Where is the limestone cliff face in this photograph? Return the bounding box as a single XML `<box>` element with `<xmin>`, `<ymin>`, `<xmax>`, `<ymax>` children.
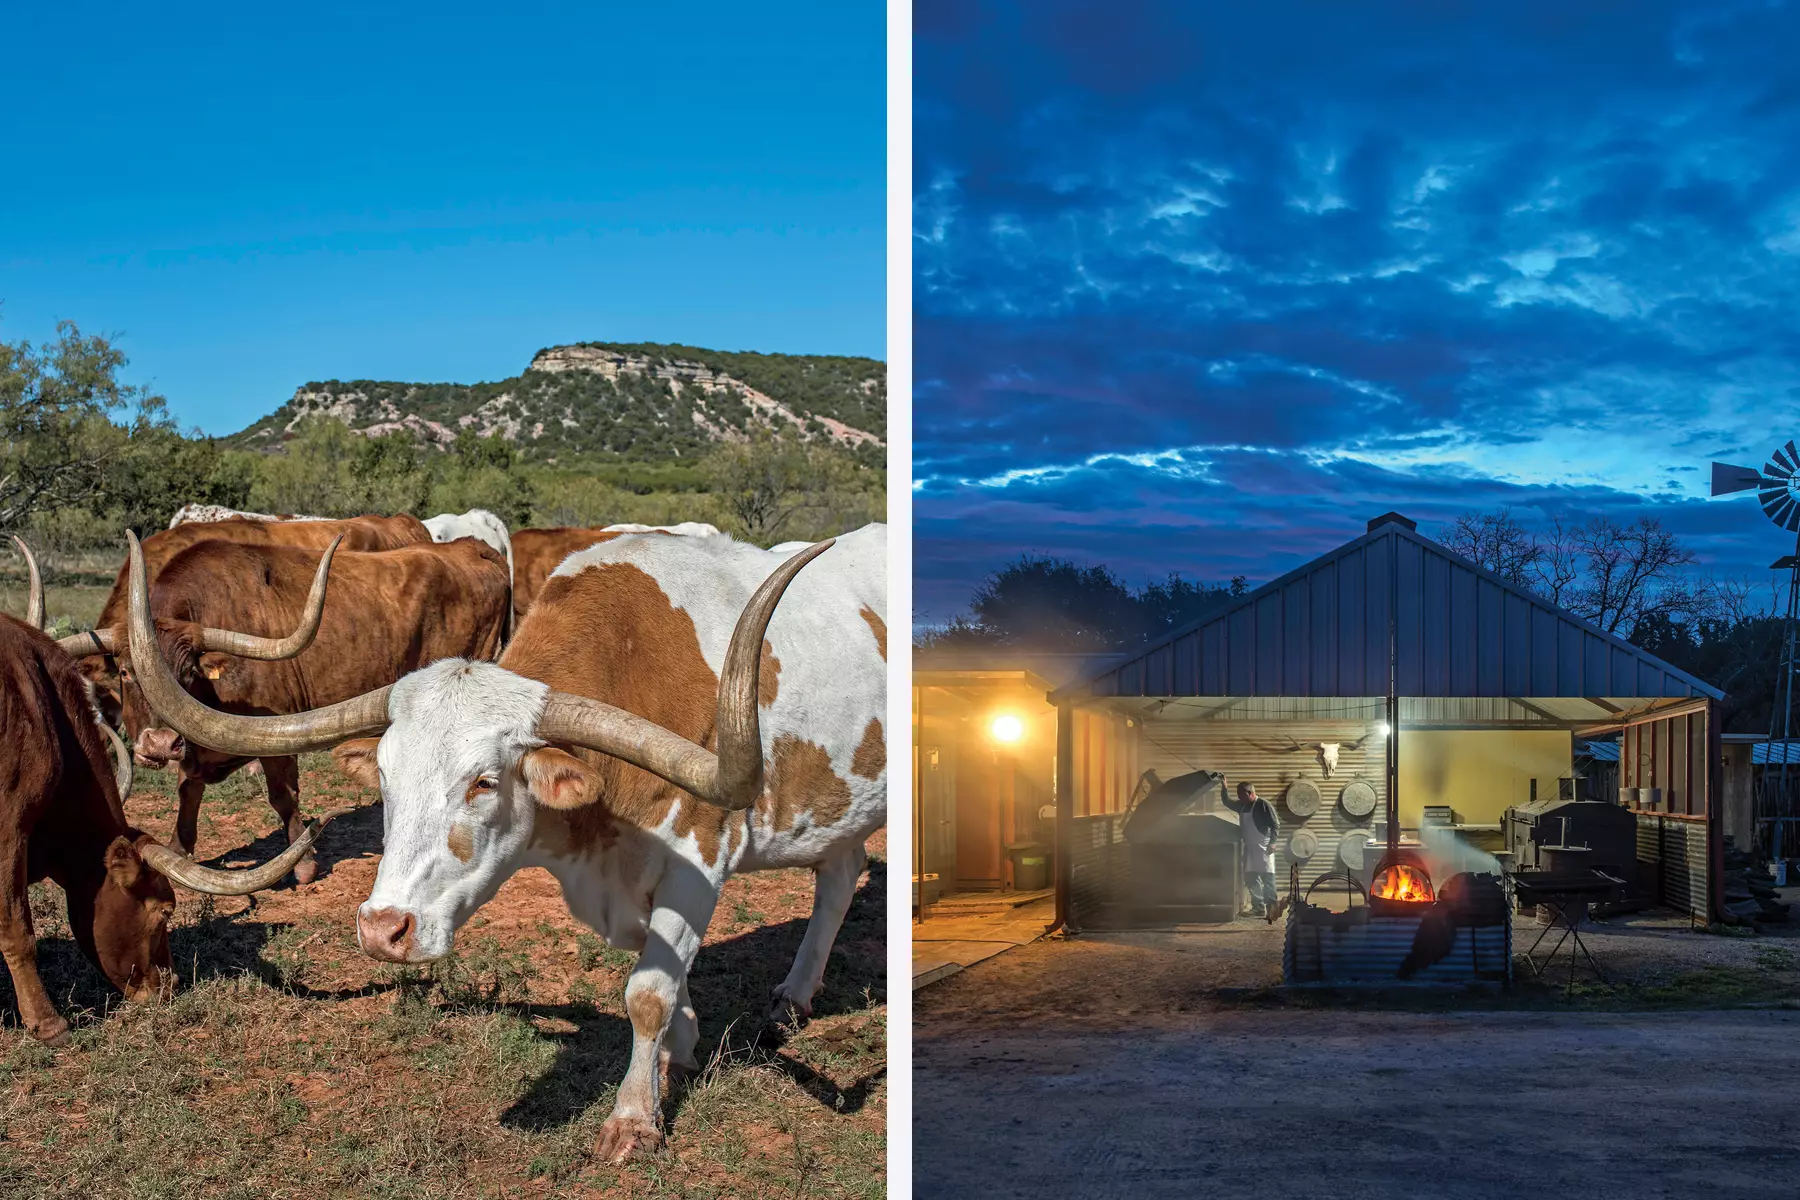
<box><xmin>234</xmin><ymin>341</ymin><xmax>885</xmax><ymax>459</ymax></box>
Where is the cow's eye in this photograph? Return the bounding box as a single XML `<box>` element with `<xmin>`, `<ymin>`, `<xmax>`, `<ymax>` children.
<box><xmin>472</xmin><ymin>777</ymin><xmax>496</xmax><ymax>792</ymax></box>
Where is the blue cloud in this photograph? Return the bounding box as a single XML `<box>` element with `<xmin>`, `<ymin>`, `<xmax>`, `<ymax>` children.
<box><xmin>914</xmin><ymin>0</ymin><xmax>1800</xmax><ymax>618</ymax></box>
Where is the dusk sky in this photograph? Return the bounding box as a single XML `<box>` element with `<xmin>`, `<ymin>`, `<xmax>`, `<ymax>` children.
<box><xmin>1</xmin><ymin>1</ymin><xmax>883</xmax><ymax>435</ymax></box>
<box><xmin>913</xmin><ymin>0</ymin><xmax>1800</xmax><ymax>622</ymax></box>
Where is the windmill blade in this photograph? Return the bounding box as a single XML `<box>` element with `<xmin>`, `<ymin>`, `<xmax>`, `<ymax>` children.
<box><xmin>1762</xmin><ymin>488</ymin><xmax>1800</xmax><ymax>532</ymax></box>
<box><xmin>1712</xmin><ymin>461</ymin><xmax>1766</xmax><ymax>496</ymax></box>
<box><xmin>1772</xmin><ymin>441</ymin><xmax>1800</xmax><ymax>479</ymax></box>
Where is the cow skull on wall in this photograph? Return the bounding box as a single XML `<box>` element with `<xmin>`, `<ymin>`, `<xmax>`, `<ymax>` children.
<box><xmin>1252</xmin><ymin>733</ymin><xmax>1373</xmax><ymax>779</ymax></box>
<box><xmin>1316</xmin><ymin>742</ymin><xmax>1341</xmax><ymax>777</ymax></box>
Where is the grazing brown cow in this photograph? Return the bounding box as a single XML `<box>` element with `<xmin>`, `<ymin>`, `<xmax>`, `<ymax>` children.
<box><xmin>1</xmin><ymin>539</ymin><xmax>319</xmax><ymax>1044</ymax></box>
<box><xmin>109</xmin><ymin>537</ymin><xmax>509</xmax><ymax>883</ymax></box>
<box><xmin>510</xmin><ymin>523</ymin><xmax>718</xmax><ymax>626</ymax></box>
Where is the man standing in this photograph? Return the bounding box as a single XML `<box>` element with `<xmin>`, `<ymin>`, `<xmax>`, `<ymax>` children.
<box><xmin>1225</xmin><ymin>780</ymin><xmax>1280</xmax><ymax>919</ymax></box>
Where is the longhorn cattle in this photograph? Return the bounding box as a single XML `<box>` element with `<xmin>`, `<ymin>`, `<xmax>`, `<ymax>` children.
<box><xmin>1</xmin><ymin>538</ymin><xmax>319</xmax><ymax>1044</ymax></box>
<box><xmin>125</xmin><ymin>523</ymin><xmax>887</xmax><ymax>1161</ymax></box>
<box><xmin>168</xmin><ymin>504</ymin><xmax>326</xmax><ymax>527</ymax></box>
<box><xmin>110</xmin><ymin>536</ymin><xmax>509</xmax><ymax>884</ymax></box>
<box><xmin>424</xmin><ymin>508</ymin><xmax>513</xmax><ymax>577</ymax></box>
<box><xmin>77</xmin><ymin>514</ymin><xmax>434</xmax><ymax>718</ymax></box>
<box><xmin>509</xmin><ymin>523</ymin><xmax>718</xmax><ymax>627</ymax></box>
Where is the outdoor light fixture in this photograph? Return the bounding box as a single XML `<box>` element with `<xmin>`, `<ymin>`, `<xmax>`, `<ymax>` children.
<box><xmin>990</xmin><ymin>714</ymin><xmax>1025</xmax><ymax>744</ymax></box>
<box><xmin>1378</xmin><ymin>721</ymin><xmax>1392</xmax><ymax>737</ymax></box>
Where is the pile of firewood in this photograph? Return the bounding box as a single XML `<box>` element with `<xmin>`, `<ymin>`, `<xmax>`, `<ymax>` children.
<box><xmin>1721</xmin><ymin>841</ymin><xmax>1791</xmax><ymax>925</ymax></box>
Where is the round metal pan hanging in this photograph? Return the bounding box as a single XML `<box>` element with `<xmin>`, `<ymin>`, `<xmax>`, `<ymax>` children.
<box><xmin>1289</xmin><ymin>828</ymin><xmax>1319</xmax><ymax>860</ymax></box>
<box><xmin>1339</xmin><ymin>778</ymin><xmax>1378</xmax><ymax>819</ymax></box>
<box><xmin>1283</xmin><ymin>778</ymin><xmax>1321</xmax><ymax>818</ymax></box>
<box><xmin>1339</xmin><ymin>829</ymin><xmax>1374</xmax><ymax>870</ymax></box>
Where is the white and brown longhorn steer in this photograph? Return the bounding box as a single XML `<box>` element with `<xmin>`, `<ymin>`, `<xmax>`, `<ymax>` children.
<box><xmin>122</xmin><ymin>523</ymin><xmax>887</xmax><ymax>1162</ymax></box>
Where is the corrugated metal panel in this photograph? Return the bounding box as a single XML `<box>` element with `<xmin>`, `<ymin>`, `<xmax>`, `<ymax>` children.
<box><xmin>1635</xmin><ymin>814</ymin><xmax>1710</xmax><ymax>920</ymax></box>
<box><xmin>1284</xmin><ymin>916</ymin><xmax>1511</xmax><ymax>986</ymax></box>
<box><xmin>1051</xmin><ymin>522</ymin><xmax>1723</xmax><ymax>703</ymax></box>
<box><xmin>1068</xmin><ymin>815</ymin><xmax>1127</xmax><ymax>927</ymax></box>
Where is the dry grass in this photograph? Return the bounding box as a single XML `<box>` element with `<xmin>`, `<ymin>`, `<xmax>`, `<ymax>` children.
<box><xmin>1</xmin><ymin>752</ymin><xmax>886</xmax><ymax>1199</ymax></box>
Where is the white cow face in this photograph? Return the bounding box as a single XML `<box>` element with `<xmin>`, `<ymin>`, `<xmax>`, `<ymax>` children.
<box><xmin>343</xmin><ymin>660</ymin><xmax>557</xmax><ymax>963</ymax></box>
<box><xmin>1316</xmin><ymin>743</ymin><xmax>1341</xmax><ymax>777</ymax></box>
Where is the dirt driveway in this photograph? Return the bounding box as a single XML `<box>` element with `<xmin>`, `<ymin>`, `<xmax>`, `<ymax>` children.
<box><xmin>916</xmin><ymin>918</ymin><xmax>1800</xmax><ymax>1199</ymax></box>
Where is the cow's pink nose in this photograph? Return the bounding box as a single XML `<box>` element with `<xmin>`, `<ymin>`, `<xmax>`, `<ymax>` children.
<box><xmin>357</xmin><ymin>908</ymin><xmax>416</xmax><ymax>962</ymax></box>
<box><xmin>133</xmin><ymin>728</ymin><xmax>183</xmax><ymax>766</ymax></box>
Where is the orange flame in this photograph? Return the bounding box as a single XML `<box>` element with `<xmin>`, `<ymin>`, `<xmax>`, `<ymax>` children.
<box><xmin>1371</xmin><ymin>863</ymin><xmax>1435</xmax><ymax>903</ymax></box>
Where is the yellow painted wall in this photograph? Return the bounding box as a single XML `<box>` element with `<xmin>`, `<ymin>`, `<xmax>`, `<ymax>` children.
<box><xmin>1399</xmin><ymin>730</ymin><xmax>1571</xmax><ymax>827</ymax></box>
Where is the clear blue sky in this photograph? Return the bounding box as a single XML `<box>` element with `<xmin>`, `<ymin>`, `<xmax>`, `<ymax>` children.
<box><xmin>0</xmin><ymin>1</ymin><xmax>885</xmax><ymax>435</ymax></box>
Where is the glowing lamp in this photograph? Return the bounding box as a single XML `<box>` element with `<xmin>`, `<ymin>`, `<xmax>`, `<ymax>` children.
<box><xmin>990</xmin><ymin>715</ymin><xmax>1025</xmax><ymax>744</ymax></box>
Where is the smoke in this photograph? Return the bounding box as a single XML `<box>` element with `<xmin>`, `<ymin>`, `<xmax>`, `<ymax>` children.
<box><xmin>1418</xmin><ymin>821</ymin><xmax>1504</xmax><ymax>882</ymax></box>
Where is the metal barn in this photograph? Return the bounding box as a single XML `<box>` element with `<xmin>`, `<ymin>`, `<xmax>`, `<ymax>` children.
<box><xmin>1049</xmin><ymin>513</ymin><xmax>1728</xmax><ymax>931</ymax></box>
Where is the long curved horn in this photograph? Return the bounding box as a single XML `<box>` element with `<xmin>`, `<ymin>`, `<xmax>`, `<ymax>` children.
<box><xmin>99</xmin><ymin>722</ymin><xmax>134</xmax><ymax>799</ymax></box>
<box><xmin>58</xmin><ymin>628</ymin><xmax>115</xmax><ymax>657</ymax></box>
<box><xmin>10</xmin><ymin>535</ymin><xmax>45</xmax><ymax>630</ymax></box>
<box><xmin>139</xmin><ymin>818</ymin><xmax>323</xmax><ymax>895</ymax></box>
<box><xmin>535</xmin><ymin>537</ymin><xmax>835</xmax><ymax>810</ymax></box>
<box><xmin>124</xmin><ymin>531</ymin><xmax>392</xmax><ymax>756</ymax></box>
<box><xmin>192</xmin><ymin>534</ymin><xmax>343</xmax><ymax>659</ymax></box>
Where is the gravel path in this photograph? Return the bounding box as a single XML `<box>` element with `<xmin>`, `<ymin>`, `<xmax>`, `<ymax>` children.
<box><xmin>916</xmin><ymin>1008</ymin><xmax>1800</xmax><ymax>1199</ymax></box>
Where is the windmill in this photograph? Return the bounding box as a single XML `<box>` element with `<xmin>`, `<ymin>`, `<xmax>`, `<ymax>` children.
<box><xmin>1712</xmin><ymin>440</ymin><xmax>1800</xmax><ymax>859</ymax></box>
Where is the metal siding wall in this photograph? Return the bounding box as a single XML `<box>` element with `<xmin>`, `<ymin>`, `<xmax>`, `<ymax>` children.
<box><xmin>1229</xmin><ymin>607</ymin><xmax>1254</xmax><ymax>695</ymax></box>
<box><xmin>1286</xmin><ymin>920</ymin><xmax>1511</xmax><ymax>986</ymax></box>
<box><xmin>1138</xmin><ymin>719</ymin><xmax>1386</xmax><ymax>894</ymax></box>
<box><xmin>1312</xmin><ymin>564</ymin><xmax>1339</xmax><ymax>696</ymax></box>
<box><xmin>1531</xmin><ymin>607</ymin><xmax>1559</xmax><ymax>695</ymax></box>
<box><xmin>1503</xmin><ymin>593</ymin><xmax>1531</xmax><ymax>696</ymax></box>
<box><xmin>1397</xmin><ymin>538</ymin><xmax>1423</xmax><ymax>695</ymax></box>
<box><xmin>1449</xmin><ymin>564</ymin><xmax>1478</xmax><ymax>695</ymax></box>
<box><xmin>1476</xmin><ymin>579</ymin><xmax>1503</xmax><ymax>696</ymax></box>
<box><xmin>1283</xmin><ymin>579</ymin><xmax>1309</xmax><ymax>694</ymax></box>
<box><xmin>1635</xmin><ymin>814</ymin><xmax>1709</xmax><ymax>919</ymax></box>
<box><xmin>1340</xmin><ymin>547</ymin><xmax>1366</xmax><ymax>693</ymax></box>
<box><xmin>1067</xmin><ymin>815</ymin><xmax>1127</xmax><ymax>926</ymax></box>
<box><xmin>1257</xmin><ymin>591</ymin><xmax>1283</xmax><ymax>693</ymax></box>
<box><xmin>1202</xmin><ymin>621</ymin><xmax>1225</xmax><ymax>694</ymax></box>
<box><xmin>1364</xmin><ymin>538</ymin><xmax>1391</xmax><ymax>695</ymax></box>
<box><xmin>1421</xmin><ymin>551</ymin><xmax>1449</xmax><ymax>695</ymax></box>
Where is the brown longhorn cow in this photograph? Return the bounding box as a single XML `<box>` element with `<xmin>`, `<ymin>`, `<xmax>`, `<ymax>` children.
<box><xmin>73</xmin><ymin>514</ymin><xmax>433</xmax><ymax>719</ymax></box>
<box><xmin>1</xmin><ymin>538</ymin><xmax>319</xmax><ymax>1044</ymax></box>
<box><xmin>108</xmin><ymin>536</ymin><xmax>509</xmax><ymax>883</ymax></box>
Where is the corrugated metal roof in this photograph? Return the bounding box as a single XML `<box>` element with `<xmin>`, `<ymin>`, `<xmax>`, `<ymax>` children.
<box><xmin>1050</xmin><ymin>517</ymin><xmax>1725</xmax><ymax>704</ymax></box>
<box><xmin>1753</xmin><ymin>741</ymin><xmax>1800</xmax><ymax>764</ymax></box>
<box><xmin>1579</xmin><ymin>741</ymin><xmax>1621</xmax><ymax>762</ymax></box>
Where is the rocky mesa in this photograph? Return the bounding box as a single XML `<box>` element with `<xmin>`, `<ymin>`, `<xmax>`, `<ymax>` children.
<box><xmin>232</xmin><ymin>341</ymin><xmax>886</xmax><ymax>462</ymax></box>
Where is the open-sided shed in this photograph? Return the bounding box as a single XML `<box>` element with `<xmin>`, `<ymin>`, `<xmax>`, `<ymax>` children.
<box><xmin>1049</xmin><ymin>513</ymin><xmax>1727</xmax><ymax>929</ymax></box>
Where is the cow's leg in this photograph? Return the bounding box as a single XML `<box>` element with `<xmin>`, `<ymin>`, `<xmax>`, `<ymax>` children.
<box><xmin>0</xmin><ymin>857</ymin><xmax>67</xmax><ymax>1045</ymax></box>
<box><xmin>261</xmin><ymin>756</ymin><xmax>314</xmax><ymax>885</ymax></box>
<box><xmin>595</xmin><ymin>872</ymin><xmax>717</xmax><ymax>1164</ymax></box>
<box><xmin>770</xmin><ymin>840</ymin><xmax>866</xmax><ymax>1025</ymax></box>
<box><xmin>172</xmin><ymin>769</ymin><xmax>206</xmax><ymax>858</ymax></box>
<box><xmin>661</xmin><ymin>974</ymin><xmax>700</xmax><ymax>1084</ymax></box>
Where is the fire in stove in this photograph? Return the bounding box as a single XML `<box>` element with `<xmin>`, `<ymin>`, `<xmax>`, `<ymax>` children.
<box><xmin>1370</xmin><ymin>859</ymin><xmax>1435</xmax><ymax>904</ymax></box>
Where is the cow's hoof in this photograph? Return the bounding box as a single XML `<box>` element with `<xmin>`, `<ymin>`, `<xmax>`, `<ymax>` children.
<box><xmin>595</xmin><ymin>1116</ymin><xmax>664</xmax><ymax>1163</ymax></box>
<box><xmin>291</xmin><ymin>856</ymin><xmax>318</xmax><ymax>886</ymax></box>
<box><xmin>768</xmin><ymin>993</ymin><xmax>813</xmax><ymax>1028</ymax></box>
<box><xmin>31</xmin><ymin>1016</ymin><xmax>71</xmax><ymax>1047</ymax></box>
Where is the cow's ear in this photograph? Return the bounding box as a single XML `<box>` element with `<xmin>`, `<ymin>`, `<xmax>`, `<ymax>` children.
<box><xmin>521</xmin><ymin>747</ymin><xmax>599</xmax><ymax>809</ymax></box>
<box><xmin>105</xmin><ymin>835</ymin><xmax>144</xmax><ymax>889</ymax></box>
<box><xmin>333</xmin><ymin>739</ymin><xmax>383</xmax><ymax>790</ymax></box>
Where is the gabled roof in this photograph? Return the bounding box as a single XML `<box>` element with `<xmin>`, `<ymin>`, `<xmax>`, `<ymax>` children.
<box><xmin>1050</xmin><ymin>515</ymin><xmax>1724</xmax><ymax>704</ymax></box>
